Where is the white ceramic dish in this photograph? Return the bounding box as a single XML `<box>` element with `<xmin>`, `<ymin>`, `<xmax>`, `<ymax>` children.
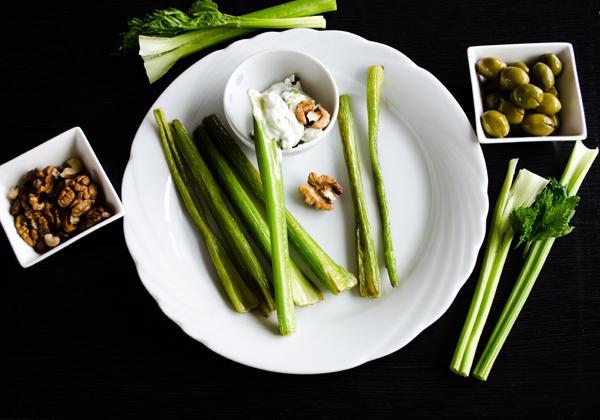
<box><xmin>0</xmin><ymin>127</ymin><xmax>124</xmax><ymax>268</ymax></box>
<box><xmin>224</xmin><ymin>49</ymin><xmax>339</xmax><ymax>154</ymax></box>
<box><xmin>122</xmin><ymin>29</ymin><xmax>488</xmax><ymax>374</ymax></box>
<box><xmin>467</xmin><ymin>42</ymin><xmax>587</xmax><ymax>144</ymax></box>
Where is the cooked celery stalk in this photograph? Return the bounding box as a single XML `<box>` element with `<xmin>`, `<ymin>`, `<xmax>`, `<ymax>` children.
<box><xmin>450</xmin><ymin>160</ymin><xmax>548</xmax><ymax>377</ymax></box>
<box><xmin>153</xmin><ymin>109</ymin><xmax>258</xmax><ymax>312</ymax></box>
<box><xmin>170</xmin><ymin>119</ymin><xmax>275</xmax><ymax>314</ymax></box>
<box><xmin>195</xmin><ymin>125</ymin><xmax>323</xmax><ymax>306</ymax></box>
<box><xmin>367</xmin><ymin>65</ymin><xmax>398</xmax><ymax>287</ymax></box>
<box><xmin>249</xmin><ymin>96</ymin><xmax>295</xmax><ymax>335</ymax></box>
<box><xmin>203</xmin><ymin>114</ymin><xmax>357</xmax><ymax>294</ymax></box>
<box><xmin>473</xmin><ymin>141</ymin><xmax>598</xmax><ymax>381</ymax></box>
<box><xmin>337</xmin><ymin>95</ymin><xmax>380</xmax><ymax>297</ymax></box>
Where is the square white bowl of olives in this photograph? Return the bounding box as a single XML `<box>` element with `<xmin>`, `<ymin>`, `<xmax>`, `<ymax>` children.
<box><xmin>467</xmin><ymin>42</ymin><xmax>587</xmax><ymax>143</ymax></box>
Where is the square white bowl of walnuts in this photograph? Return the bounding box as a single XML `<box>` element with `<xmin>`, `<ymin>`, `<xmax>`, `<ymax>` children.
<box><xmin>0</xmin><ymin>127</ymin><xmax>124</xmax><ymax>268</ymax></box>
<box><xmin>467</xmin><ymin>42</ymin><xmax>587</xmax><ymax>143</ymax></box>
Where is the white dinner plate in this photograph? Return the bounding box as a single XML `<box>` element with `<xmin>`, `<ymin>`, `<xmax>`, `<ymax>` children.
<box><xmin>122</xmin><ymin>29</ymin><xmax>488</xmax><ymax>374</ymax></box>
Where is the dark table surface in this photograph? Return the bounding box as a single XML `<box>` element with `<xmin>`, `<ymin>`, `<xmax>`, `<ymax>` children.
<box><xmin>2</xmin><ymin>0</ymin><xmax>599</xmax><ymax>418</ymax></box>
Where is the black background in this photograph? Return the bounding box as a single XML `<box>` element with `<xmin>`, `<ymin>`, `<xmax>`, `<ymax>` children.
<box><xmin>2</xmin><ymin>0</ymin><xmax>599</xmax><ymax>418</ymax></box>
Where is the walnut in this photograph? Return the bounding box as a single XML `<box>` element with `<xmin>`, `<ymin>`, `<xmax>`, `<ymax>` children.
<box><xmin>309</xmin><ymin>106</ymin><xmax>331</xmax><ymax>129</ymax></box>
<box><xmin>298</xmin><ymin>172</ymin><xmax>343</xmax><ymax>210</ymax></box>
<box><xmin>295</xmin><ymin>99</ymin><xmax>316</xmax><ymax>125</ymax></box>
<box><xmin>57</xmin><ymin>186</ymin><xmax>75</xmax><ymax>207</ymax></box>
<box><xmin>60</xmin><ymin>158</ymin><xmax>82</xmax><ymax>178</ymax></box>
<box><xmin>15</xmin><ymin>214</ymin><xmax>35</xmax><ymax>247</ymax></box>
<box><xmin>81</xmin><ymin>207</ymin><xmax>111</xmax><ymax>230</ymax></box>
<box><xmin>28</xmin><ymin>193</ymin><xmax>45</xmax><ymax>211</ymax></box>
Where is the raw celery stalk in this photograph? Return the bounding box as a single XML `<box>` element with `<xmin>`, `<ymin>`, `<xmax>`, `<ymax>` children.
<box><xmin>153</xmin><ymin>109</ymin><xmax>258</xmax><ymax>312</ymax></box>
<box><xmin>338</xmin><ymin>94</ymin><xmax>380</xmax><ymax>297</ymax></box>
<box><xmin>450</xmin><ymin>160</ymin><xmax>548</xmax><ymax>377</ymax></box>
<box><xmin>473</xmin><ymin>141</ymin><xmax>598</xmax><ymax>381</ymax></box>
<box><xmin>195</xmin><ymin>125</ymin><xmax>323</xmax><ymax>306</ymax></box>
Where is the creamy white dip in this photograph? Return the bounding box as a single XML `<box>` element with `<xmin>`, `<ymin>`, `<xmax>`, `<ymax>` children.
<box><xmin>248</xmin><ymin>75</ymin><xmax>324</xmax><ymax>150</ymax></box>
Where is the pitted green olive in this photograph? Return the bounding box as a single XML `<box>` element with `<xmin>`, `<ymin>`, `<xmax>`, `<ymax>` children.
<box><xmin>510</xmin><ymin>61</ymin><xmax>529</xmax><ymax>73</ymax></box>
<box><xmin>498</xmin><ymin>101</ymin><xmax>525</xmax><ymax>125</ymax></box>
<box><xmin>532</xmin><ymin>62</ymin><xmax>555</xmax><ymax>91</ymax></box>
<box><xmin>522</xmin><ymin>113</ymin><xmax>556</xmax><ymax>136</ymax></box>
<box><xmin>511</xmin><ymin>84</ymin><xmax>544</xmax><ymax>109</ymax></box>
<box><xmin>546</xmin><ymin>86</ymin><xmax>558</xmax><ymax>96</ymax></box>
<box><xmin>536</xmin><ymin>93</ymin><xmax>562</xmax><ymax>115</ymax></box>
<box><xmin>484</xmin><ymin>92</ymin><xmax>502</xmax><ymax>110</ymax></box>
<box><xmin>500</xmin><ymin>66</ymin><xmax>530</xmax><ymax>90</ymax></box>
<box><xmin>541</xmin><ymin>53</ymin><xmax>563</xmax><ymax>76</ymax></box>
<box><xmin>476</xmin><ymin>57</ymin><xmax>507</xmax><ymax>80</ymax></box>
<box><xmin>481</xmin><ymin>110</ymin><xmax>510</xmax><ymax>138</ymax></box>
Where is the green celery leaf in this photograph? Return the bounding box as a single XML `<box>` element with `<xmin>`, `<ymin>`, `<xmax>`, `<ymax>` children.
<box><xmin>510</xmin><ymin>178</ymin><xmax>580</xmax><ymax>252</ymax></box>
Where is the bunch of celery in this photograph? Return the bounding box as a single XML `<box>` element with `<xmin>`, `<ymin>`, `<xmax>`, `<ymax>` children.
<box><xmin>195</xmin><ymin>126</ymin><xmax>323</xmax><ymax>307</ymax></box>
<box><xmin>203</xmin><ymin>115</ymin><xmax>357</xmax><ymax>295</ymax></box>
<box><xmin>451</xmin><ymin>141</ymin><xmax>597</xmax><ymax>379</ymax></box>
<box><xmin>153</xmin><ymin>109</ymin><xmax>258</xmax><ymax>312</ymax></box>
<box><xmin>118</xmin><ymin>0</ymin><xmax>337</xmax><ymax>83</ymax></box>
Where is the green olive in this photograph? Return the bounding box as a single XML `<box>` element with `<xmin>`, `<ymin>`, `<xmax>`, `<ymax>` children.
<box><xmin>484</xmin><ymin>92</ymin><xmax>502</xmax><ymax>110</ymax></box>
<box><xmin>476</xmin><ymin>57</ymin><xmax>507</xmax><ymax>80</ymax></box>
<box><xmin>511</xmin><ymin>84</ymin><xmax>544</xmax><ymax>109</ymax></box>
<box><xmin>546</xmin><ymin>86</ymin><xmax>558</xmax><ymax>96</ymax></box>
<box><xmin>499</xmin><ymin>66</ymin><xmax>530</xmax><ymax>90</ymax></box>
<box><xmin>531</xmin><ymin>62</ymin><xmax>555</xmax><ymax>91</ymax></box>
<box><xmin>498</xmin><ymin>101</ymin><xmax>525</xmax><ymax>125</ymax></box>
<box><xmin>510</xmin><ymin>61</ymin><xmax>529</xmax><ymax>73</ymax></box>
<box><xmin>522</xmin><ymin>113</ymin><xmax>556</xmax><ymax>136</ymax></box>
<box><xmin>541</xmin><ymin>53</ymin><xmax>563</xmax><ymax>76</ymax></box>
<box><xmin>535</xmin><ymin>93</ymin><xmax>562</xmax><ymax>115</ymax></box>
<box><xmin>481</xmin><ymin>110</ymin><xmax>510</xmax><ymax>138</ymax></box>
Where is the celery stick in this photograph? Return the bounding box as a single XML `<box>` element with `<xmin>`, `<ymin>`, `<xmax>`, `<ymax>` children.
<box><xmin>338</xmin><ymin>94</ymin><xmax>380</xmax><ymax>297</ymax></box>
<box><xmin>367</xmin><ymin>65</ymin><xmax>398</xmax><ymax>287</ymax></box>
<box><xmin>153</xmin><ymin>109</ymin><xmax>258</xmax><ymax>312</ymax></box>
<box><xmin>251</xmin><ymin>112</ymin><xmax>295</xmax><ymax>336</ymax></box>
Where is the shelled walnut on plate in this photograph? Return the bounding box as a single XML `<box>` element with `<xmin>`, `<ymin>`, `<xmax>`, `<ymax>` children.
<box><xmin>8</xmin><ymin>158</ymin><xmax>112</xmax><ymax>253</ymax></box>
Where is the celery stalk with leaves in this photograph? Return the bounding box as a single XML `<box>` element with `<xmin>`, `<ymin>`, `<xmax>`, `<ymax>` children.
<box><xmin>450</xmin><ymin>160</ymin><xmax>548</xmax><ymax>377</ymax></box>
<box><xmin>367</xmin><ymin>65</ymin><xmax>398</xmax><ymax>287</ymax></box>
<box><xmin>153</xmin><ymin>109</ymin><xmax>258</xmax><ymax>312</ymax></box>
<box><xmin>203</xmin><ymin>115</ymin><xmax>357</xmax><ymax>294</ymax></box>
<box><xmin>170</xmin><ymin>119</ymin><xmax>276</xmax><ymax>315</ymax></box>
<box><xmin>118</xmin><ymin>0</ymin><xmax>337</xmax><ymax>83</ymax></box>
<box><xmin>249</xmin><ymin>95</ymin><xmax>295</xmax><ymax>335</ymax></box>
<box><xmin>195</xmin><ymin>125</ymin><xmax>323</xmax><ymax>307</ymax></box>
<box><xmin>338</xmin><ymin>95</ymin><xmax>380</xmax><ymax>298</ymax></box>
<box><xmin>473</xmin><ymin>141</ymin><xmax>598</xmax><ymax>381</ymax></box>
